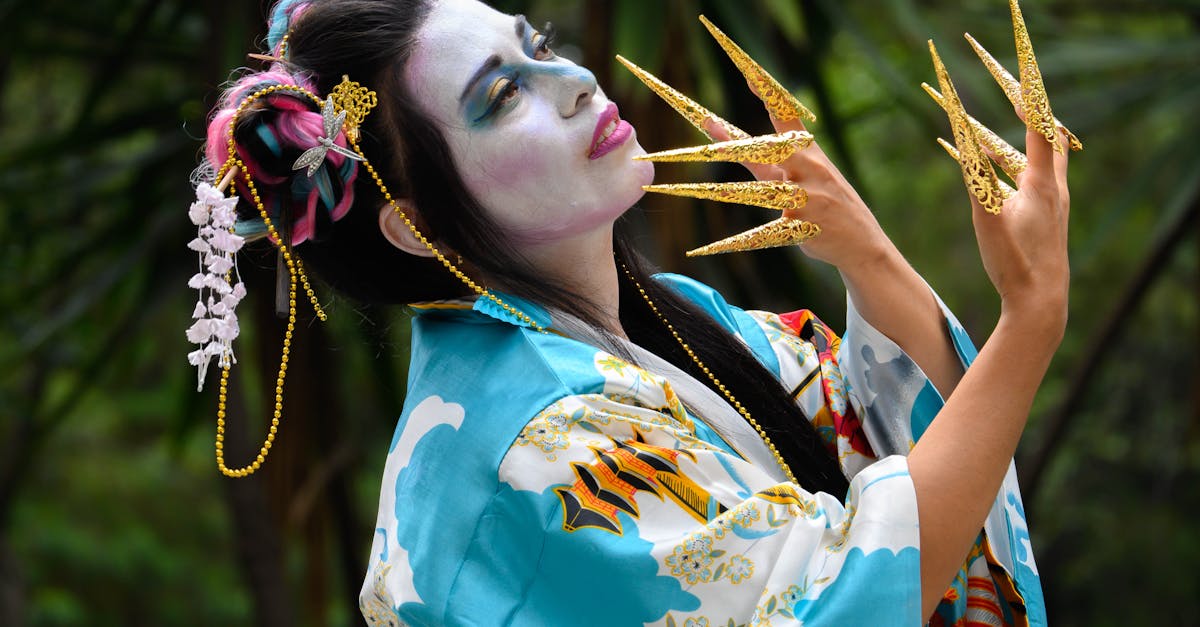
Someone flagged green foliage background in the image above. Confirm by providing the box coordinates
[1,0,1196,625]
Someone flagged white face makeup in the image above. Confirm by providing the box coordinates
[404,0,654,248]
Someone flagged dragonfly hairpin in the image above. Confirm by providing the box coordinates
[292,97,365,177]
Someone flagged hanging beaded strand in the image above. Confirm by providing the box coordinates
[211,84,328,478]
[619,263,798,485]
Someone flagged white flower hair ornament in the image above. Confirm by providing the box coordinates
[186,177,247,392]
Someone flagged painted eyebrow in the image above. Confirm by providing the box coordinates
[459,54,502,104]
[457,15,528,104]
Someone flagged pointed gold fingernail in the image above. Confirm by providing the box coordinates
[1010,0,1063,154]
[964,32,1082,151]
[686,217,820,256]
[636,131,813,165]
[643,181,808,212]
[936,138,1017,198]
[615,54,748,140]
[922,82,1027,179]
[698,15,816,123]
[928,40,1008,214]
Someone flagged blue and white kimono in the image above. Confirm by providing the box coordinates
[358,274,1046,626]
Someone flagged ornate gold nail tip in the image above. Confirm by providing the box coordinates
[615,55,748,141]
[922,82,1027,179]
[686,217,820,256]
[698,15,816,124]
[643,180,808,212]
[928,40,1007,215]
[635,131,813,165]
[964,32,1082,152]
[1009,0,1063,154]
[936,138,1017,198]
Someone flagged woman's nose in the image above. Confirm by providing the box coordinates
[540,64,597,117]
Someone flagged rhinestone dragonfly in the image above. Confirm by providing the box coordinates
[292,98,364,177]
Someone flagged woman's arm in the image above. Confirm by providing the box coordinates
[710,82,1071,620]
[909,119,1071,618]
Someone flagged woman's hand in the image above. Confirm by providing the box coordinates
[975,123,1071,339]
[703,109,897,273]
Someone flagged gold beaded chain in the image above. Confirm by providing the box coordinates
[619,263,797,485]
[349,136,546,333]
[210,81,546,478]
[212,84,329,478]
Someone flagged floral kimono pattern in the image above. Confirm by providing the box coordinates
[359,274,1046,626]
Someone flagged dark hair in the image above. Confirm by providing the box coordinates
[206,0,848,497]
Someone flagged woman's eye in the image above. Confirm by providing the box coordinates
[532,35,555,61]
[531,23,557,61]
[497,80,520,105]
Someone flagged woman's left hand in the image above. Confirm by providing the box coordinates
[703,108,898,272]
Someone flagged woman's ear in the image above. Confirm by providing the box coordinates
[378,200,437,258]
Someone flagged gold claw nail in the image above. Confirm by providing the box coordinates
[643,181,808,212]
[686,217,820,256]
[964,33,1082,151]
[928,40,1008,215]
[936,138,1017,198]
[922,82,1027,179]
[698,15,816,124]
[635,131,813,165]
[1009,0,1064,154]
[615,55,748,141]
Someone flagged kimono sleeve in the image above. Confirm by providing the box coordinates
[744,289,1046,626]
[476,393,923,626]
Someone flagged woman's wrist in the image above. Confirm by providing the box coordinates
[836,238,909,292]
[998,294,1068,347]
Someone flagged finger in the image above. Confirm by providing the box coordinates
[1023,126,1056,191]
[703,117,786,181]
[1052,126,1070,188]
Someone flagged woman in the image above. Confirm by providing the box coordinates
[198,0,1070,623]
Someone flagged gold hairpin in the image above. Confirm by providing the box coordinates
[936,138,1018,198]
[636,131,813,165]
[963,32,1082,151]
[1008,0,1063,154]
[615,55,748,141]
[686,217,820,256]
[698,15,816,123]
[928,40,1011,214]
[922,82,1027,180]
[328,75,378,143]
[643,181,808,212]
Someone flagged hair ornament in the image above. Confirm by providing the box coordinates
[328,75,377,144]
[292,96,366,176]
[186,168,247,392]
[195,71,543,478]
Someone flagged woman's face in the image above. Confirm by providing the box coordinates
[404,0,654,247]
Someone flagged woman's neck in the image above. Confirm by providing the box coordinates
[499,225,628,339]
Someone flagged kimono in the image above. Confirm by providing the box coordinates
[358,273,1046,626]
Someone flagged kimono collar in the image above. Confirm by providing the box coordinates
[408,291,553,331]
